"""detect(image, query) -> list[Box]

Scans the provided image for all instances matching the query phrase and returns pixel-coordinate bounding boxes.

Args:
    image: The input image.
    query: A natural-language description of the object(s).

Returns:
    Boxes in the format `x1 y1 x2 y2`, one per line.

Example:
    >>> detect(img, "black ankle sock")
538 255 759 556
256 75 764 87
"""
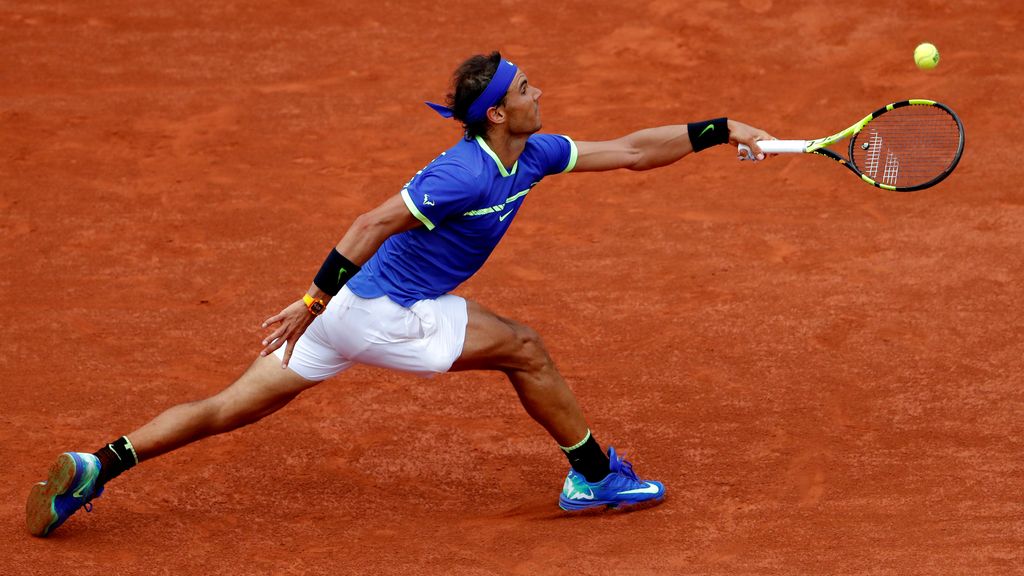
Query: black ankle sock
93 436 138 486
561 431 611 483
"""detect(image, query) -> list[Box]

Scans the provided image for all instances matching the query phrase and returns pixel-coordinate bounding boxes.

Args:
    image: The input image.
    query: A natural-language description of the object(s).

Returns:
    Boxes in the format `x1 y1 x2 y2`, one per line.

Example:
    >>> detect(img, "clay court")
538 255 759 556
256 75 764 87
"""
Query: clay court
2 1 1022 574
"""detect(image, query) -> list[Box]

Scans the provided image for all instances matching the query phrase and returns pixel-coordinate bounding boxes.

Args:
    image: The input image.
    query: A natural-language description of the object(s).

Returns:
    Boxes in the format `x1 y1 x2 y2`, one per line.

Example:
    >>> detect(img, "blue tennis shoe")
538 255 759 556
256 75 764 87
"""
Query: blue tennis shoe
26 452 104 537
559 446 664 511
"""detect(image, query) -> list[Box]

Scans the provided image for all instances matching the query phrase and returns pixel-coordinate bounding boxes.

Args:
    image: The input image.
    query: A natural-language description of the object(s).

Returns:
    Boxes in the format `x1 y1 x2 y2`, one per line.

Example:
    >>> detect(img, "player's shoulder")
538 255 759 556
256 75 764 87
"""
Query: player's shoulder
415 139 488 190
522 133 577 174
524 132 573 144
431 138 488 174
523 133 575 162
525 133 574 149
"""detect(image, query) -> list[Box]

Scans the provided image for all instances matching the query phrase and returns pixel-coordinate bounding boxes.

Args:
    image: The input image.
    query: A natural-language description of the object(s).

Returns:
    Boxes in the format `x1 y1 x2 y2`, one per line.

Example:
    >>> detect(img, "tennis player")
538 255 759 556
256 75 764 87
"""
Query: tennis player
27 51 772 536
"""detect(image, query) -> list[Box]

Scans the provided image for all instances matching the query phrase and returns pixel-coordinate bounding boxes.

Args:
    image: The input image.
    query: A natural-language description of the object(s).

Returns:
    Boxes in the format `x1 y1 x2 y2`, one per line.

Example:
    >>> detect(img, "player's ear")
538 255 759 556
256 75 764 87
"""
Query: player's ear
486 105 506 125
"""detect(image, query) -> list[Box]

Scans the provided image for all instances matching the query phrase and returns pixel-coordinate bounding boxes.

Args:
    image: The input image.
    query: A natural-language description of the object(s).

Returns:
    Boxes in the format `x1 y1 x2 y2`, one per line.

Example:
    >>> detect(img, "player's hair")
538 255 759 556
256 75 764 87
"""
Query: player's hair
446 51 506 140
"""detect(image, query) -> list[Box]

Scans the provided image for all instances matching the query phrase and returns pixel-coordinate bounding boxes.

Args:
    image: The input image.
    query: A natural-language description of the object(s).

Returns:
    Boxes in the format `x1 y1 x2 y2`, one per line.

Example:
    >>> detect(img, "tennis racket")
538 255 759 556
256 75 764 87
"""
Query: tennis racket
738 99 964 192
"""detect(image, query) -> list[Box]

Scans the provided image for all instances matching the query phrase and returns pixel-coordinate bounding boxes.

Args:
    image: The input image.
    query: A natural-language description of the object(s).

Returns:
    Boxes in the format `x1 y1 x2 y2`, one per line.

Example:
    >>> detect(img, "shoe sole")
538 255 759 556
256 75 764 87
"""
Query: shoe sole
25 454 78 537
559 493 665 512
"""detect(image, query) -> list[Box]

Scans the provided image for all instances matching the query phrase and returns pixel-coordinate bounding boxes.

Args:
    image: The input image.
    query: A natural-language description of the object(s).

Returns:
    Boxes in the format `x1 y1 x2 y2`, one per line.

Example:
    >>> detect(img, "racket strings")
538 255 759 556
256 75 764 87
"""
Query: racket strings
850 105 961 188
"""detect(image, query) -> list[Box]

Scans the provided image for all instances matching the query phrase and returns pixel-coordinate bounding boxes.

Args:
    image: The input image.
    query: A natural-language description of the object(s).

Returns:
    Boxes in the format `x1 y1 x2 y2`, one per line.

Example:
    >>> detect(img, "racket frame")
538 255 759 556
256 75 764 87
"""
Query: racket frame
749 99 965 192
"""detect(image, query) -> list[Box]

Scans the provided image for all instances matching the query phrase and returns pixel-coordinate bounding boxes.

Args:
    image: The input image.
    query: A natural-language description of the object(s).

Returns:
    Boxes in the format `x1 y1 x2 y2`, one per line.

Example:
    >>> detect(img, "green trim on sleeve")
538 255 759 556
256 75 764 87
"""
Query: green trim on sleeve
562 136 578 173
400 188 435 230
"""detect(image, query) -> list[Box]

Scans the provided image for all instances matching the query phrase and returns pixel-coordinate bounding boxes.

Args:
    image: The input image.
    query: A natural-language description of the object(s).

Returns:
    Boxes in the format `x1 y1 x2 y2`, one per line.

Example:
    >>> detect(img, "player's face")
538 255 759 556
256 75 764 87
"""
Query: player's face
500 71 542 135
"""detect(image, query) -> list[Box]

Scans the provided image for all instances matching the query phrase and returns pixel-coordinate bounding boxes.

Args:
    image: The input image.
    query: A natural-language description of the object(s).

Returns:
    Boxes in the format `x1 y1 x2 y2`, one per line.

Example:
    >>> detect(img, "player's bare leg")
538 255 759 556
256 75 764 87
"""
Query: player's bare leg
26 354 319 537
451 299 664 511
451 300 587 446
127 353 320 462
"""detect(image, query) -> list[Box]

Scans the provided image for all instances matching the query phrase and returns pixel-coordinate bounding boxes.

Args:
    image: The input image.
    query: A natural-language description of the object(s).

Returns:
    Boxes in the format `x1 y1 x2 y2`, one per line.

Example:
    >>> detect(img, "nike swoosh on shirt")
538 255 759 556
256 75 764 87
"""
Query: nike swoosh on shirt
498 211 513 222
617 483 660 495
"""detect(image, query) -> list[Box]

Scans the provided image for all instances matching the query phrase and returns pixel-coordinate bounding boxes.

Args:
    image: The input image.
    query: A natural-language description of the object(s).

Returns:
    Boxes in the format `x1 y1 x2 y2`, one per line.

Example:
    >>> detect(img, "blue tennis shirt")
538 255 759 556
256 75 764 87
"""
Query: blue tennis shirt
347 133 578 307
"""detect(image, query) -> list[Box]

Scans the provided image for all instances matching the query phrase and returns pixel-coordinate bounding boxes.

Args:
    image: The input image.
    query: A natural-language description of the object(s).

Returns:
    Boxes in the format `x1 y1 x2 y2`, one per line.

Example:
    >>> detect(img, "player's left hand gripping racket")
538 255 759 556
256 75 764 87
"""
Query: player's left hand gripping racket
739 99 965 191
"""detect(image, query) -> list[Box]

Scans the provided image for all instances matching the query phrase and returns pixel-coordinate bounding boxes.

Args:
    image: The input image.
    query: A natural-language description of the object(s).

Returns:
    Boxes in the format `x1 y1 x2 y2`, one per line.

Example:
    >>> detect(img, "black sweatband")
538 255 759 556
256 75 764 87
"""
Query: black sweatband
313 248 360 296
687 117 730 152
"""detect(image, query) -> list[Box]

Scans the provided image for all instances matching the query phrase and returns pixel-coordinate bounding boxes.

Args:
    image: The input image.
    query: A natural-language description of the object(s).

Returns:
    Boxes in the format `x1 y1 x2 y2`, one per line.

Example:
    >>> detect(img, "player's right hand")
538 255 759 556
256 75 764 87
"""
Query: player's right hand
727 119 775 161
260 299 316 368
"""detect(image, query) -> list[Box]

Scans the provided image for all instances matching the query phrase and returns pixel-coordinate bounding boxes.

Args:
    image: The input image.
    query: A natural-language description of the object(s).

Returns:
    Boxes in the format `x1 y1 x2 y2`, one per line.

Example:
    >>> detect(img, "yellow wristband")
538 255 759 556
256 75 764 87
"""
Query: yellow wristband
302 294 326 316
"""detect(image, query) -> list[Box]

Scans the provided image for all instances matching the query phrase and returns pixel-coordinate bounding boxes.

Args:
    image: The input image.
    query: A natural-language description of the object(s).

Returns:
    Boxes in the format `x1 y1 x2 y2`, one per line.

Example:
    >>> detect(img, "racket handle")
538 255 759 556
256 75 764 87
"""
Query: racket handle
737 140 808 160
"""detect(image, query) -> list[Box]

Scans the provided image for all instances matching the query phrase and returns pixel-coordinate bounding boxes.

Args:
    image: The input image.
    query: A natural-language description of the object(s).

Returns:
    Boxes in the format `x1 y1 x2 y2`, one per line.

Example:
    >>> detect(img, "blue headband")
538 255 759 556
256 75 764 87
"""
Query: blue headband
426 59 519 123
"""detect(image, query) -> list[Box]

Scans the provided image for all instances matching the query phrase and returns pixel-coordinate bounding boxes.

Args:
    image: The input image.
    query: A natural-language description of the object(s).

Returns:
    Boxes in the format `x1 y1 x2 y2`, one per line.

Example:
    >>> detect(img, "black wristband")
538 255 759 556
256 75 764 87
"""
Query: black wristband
687 117 730 152
313 248 360 296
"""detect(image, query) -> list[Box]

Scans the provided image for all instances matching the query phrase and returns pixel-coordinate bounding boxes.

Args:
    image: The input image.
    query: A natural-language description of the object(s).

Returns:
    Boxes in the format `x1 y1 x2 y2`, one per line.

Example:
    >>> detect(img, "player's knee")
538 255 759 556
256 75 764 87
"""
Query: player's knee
210 386 301 432
190 396 234 432
203 394 256 432
511 324 553 372
167 397 229 434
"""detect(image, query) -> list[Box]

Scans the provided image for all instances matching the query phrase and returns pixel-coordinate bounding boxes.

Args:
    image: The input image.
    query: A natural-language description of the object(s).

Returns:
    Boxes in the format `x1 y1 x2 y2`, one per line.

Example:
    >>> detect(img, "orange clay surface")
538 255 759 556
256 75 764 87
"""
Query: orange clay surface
2 1 1022 574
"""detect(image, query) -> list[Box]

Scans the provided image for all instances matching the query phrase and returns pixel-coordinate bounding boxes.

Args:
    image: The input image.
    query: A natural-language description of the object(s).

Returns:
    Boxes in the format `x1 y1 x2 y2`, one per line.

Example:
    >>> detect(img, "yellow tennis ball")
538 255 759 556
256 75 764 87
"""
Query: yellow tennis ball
914 42 940 70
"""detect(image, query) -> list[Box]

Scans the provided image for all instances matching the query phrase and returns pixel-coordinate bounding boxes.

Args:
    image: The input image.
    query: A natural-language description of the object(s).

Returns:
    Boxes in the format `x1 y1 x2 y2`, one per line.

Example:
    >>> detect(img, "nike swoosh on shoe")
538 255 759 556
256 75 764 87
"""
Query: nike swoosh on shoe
616 483 660 495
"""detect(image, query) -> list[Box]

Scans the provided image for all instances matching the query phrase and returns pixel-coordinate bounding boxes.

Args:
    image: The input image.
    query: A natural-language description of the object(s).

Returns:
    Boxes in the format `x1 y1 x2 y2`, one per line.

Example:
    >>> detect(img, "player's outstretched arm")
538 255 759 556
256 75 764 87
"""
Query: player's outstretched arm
573 119 773 172
259 193 422 366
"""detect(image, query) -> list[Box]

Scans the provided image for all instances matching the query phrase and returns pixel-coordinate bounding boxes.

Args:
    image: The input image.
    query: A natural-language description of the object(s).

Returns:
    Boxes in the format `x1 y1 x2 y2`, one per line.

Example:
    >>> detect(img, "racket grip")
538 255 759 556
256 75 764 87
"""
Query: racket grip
737 140 808 160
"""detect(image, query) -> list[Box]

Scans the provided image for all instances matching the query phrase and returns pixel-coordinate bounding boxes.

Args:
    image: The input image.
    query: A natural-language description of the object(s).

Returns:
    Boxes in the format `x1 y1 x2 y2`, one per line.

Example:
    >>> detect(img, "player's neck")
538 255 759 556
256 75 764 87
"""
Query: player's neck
481 130 528 171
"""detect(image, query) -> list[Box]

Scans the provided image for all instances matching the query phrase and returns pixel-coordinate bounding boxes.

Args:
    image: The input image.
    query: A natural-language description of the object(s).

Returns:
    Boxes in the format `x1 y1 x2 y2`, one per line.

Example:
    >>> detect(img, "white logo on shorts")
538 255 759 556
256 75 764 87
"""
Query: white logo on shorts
423 194 435 207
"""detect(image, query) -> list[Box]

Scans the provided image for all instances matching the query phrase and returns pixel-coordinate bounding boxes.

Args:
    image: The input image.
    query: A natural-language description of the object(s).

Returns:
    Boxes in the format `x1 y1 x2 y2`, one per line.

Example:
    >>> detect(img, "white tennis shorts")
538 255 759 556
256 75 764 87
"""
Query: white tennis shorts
273 286 468 381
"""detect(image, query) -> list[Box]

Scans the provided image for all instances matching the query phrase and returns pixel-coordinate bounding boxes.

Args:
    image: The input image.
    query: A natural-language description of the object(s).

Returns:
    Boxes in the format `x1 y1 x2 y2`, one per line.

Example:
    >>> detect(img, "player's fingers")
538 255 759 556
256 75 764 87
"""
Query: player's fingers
261 313 284 329
259 326 289 356
259 338 280 358
749 140 765 161
263 323 288 343
759 132 779 157
281 339 295 368
737 143 761 162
